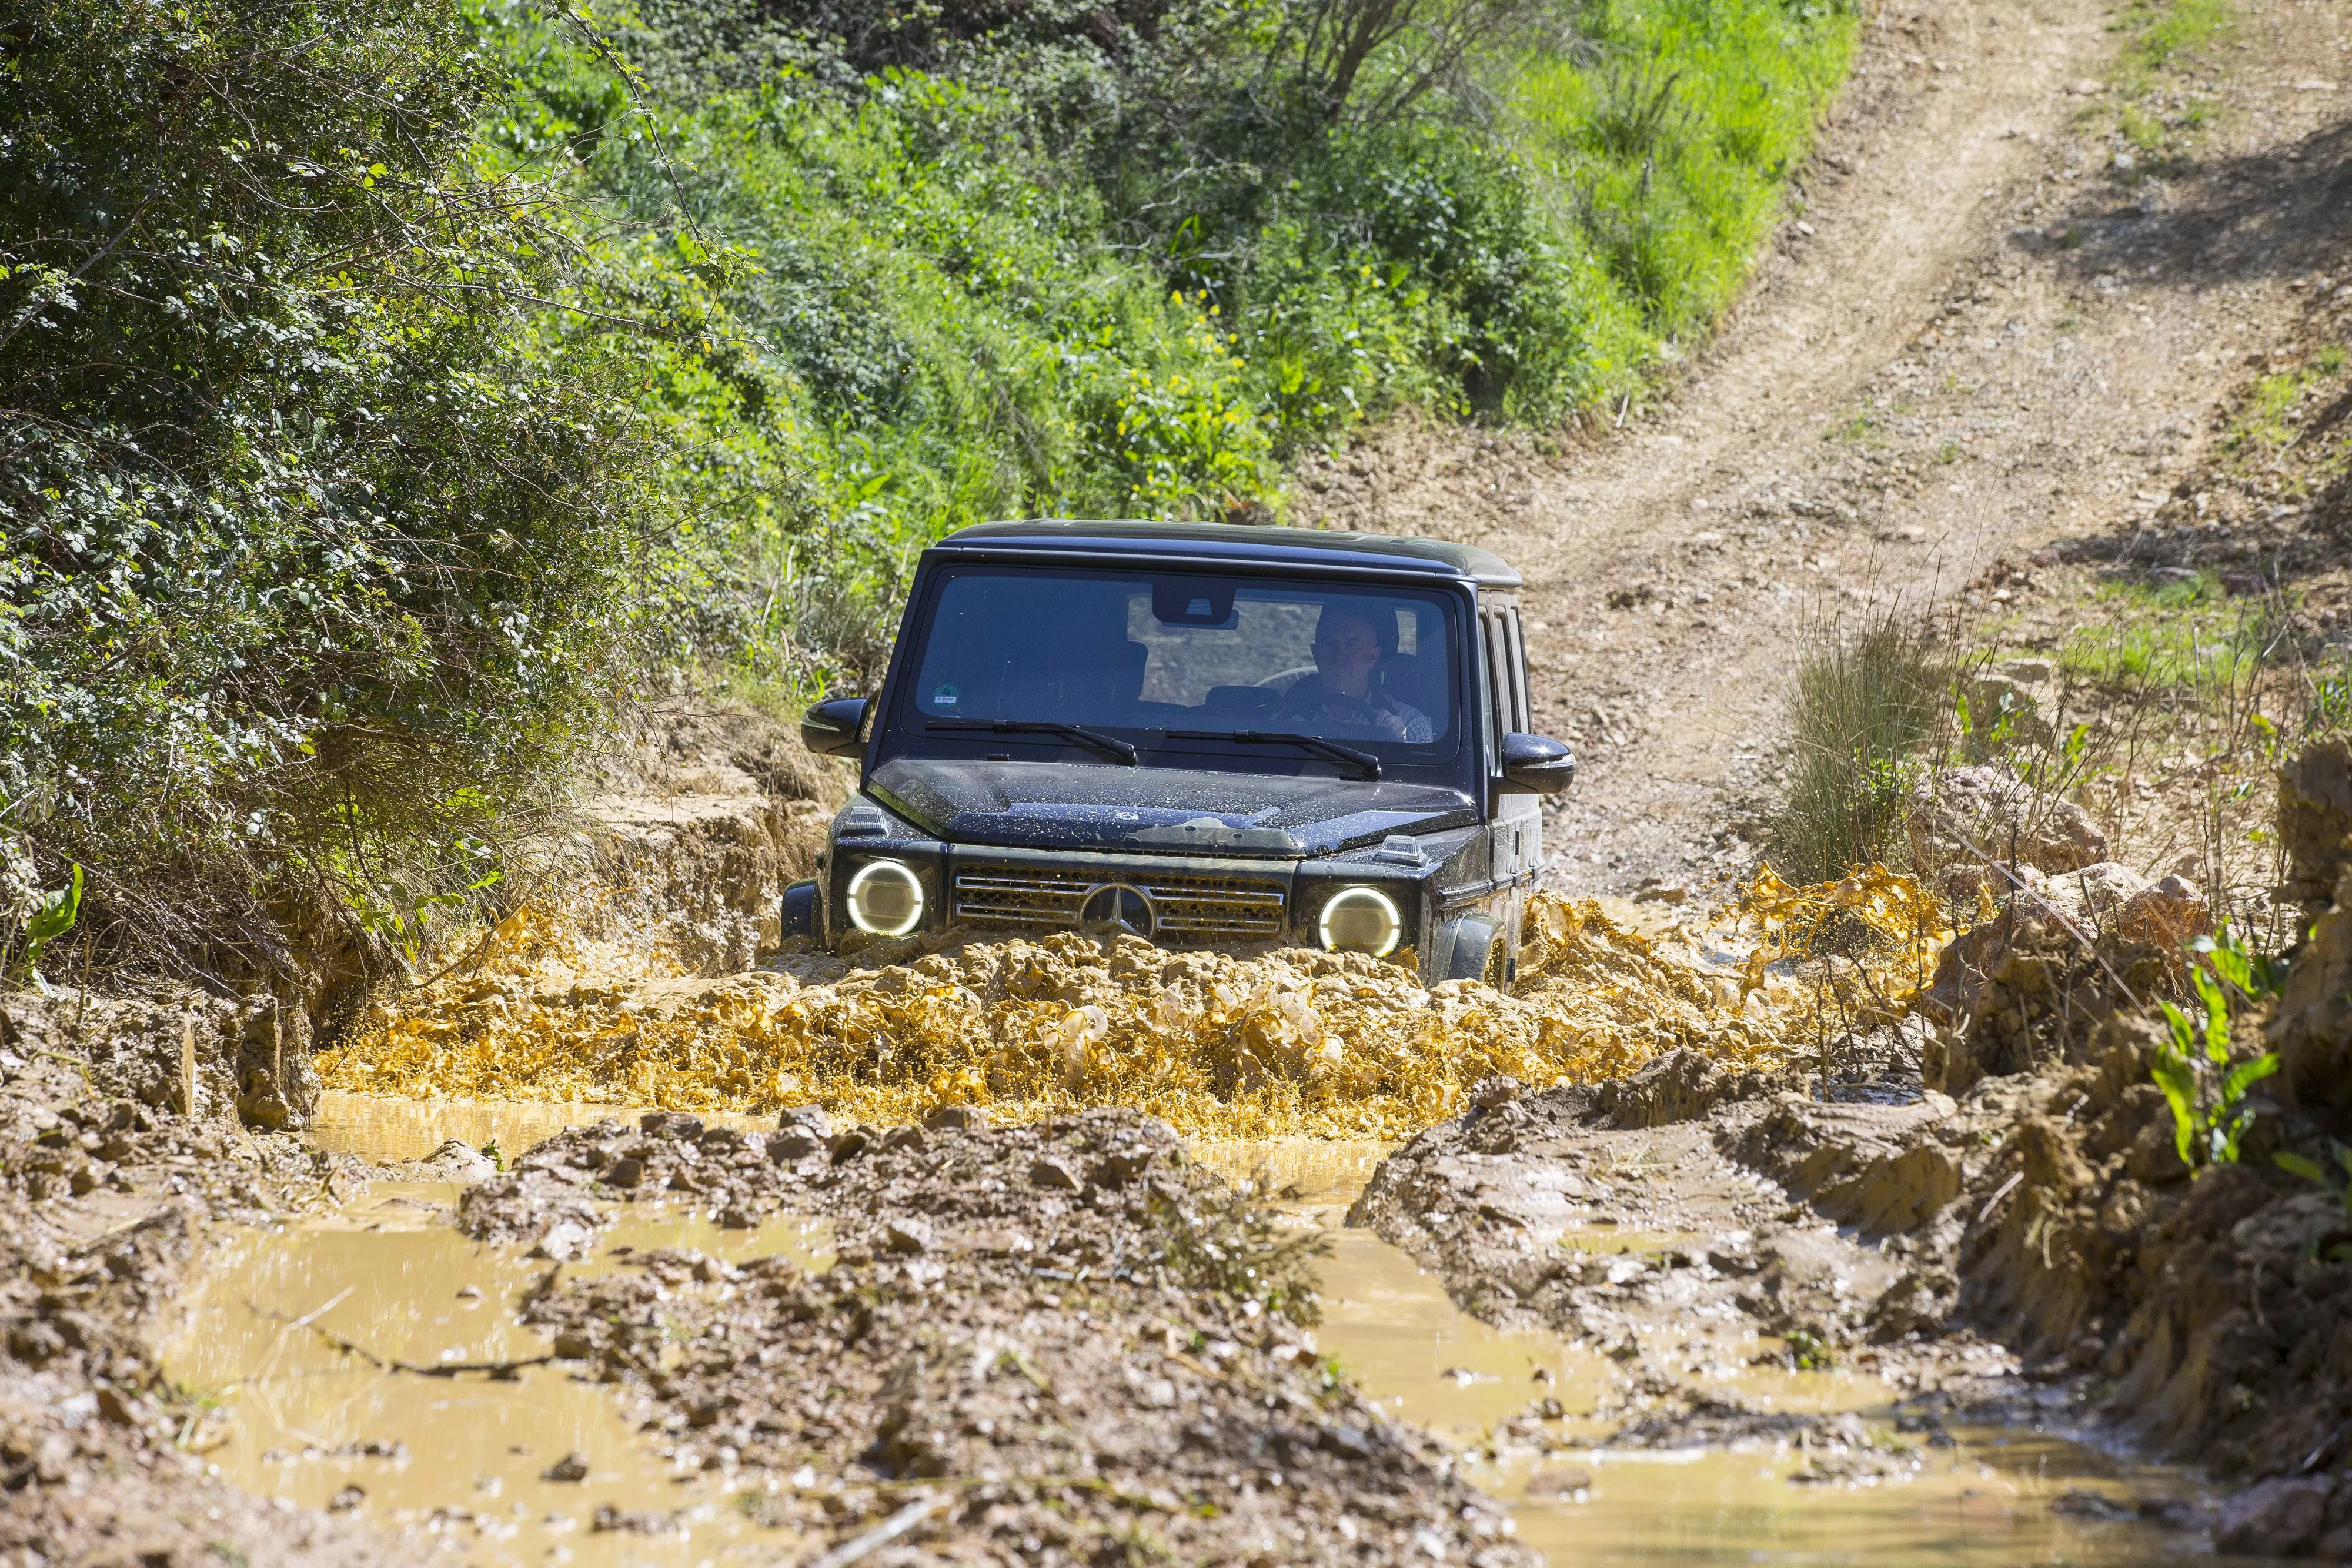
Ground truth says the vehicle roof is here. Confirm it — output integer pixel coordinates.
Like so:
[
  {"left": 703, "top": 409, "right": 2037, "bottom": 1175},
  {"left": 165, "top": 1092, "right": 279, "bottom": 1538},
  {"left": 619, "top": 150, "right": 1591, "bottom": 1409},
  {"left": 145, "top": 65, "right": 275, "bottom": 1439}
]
[{"left": 929, "top": 519, "right": 1523, "bottom": 589}]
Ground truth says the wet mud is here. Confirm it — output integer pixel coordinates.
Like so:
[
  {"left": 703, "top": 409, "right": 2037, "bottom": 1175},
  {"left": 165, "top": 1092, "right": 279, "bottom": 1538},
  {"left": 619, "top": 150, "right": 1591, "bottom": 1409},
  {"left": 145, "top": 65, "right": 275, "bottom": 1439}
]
[{"left": 318, "top": 894, "right": 1806, "bottom": 1139}]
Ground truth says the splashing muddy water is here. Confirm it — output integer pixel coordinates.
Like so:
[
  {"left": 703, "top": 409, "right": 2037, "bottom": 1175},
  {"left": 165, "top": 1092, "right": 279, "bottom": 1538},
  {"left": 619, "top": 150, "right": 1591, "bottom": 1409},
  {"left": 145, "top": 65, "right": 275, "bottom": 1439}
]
[
  {"left": 318, "top": 892, "right": 1877, "bottom": 1139},
  {"left": 163, "top": 1095, "right": 2231, "bottom": 1566}
]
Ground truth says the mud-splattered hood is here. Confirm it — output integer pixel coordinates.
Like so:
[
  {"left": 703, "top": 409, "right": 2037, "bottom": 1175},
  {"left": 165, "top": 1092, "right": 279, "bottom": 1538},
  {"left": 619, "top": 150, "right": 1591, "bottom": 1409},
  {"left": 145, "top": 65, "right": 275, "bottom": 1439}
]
[{"left": 866, "top": 757, "right": 1476, "bottom": 857}]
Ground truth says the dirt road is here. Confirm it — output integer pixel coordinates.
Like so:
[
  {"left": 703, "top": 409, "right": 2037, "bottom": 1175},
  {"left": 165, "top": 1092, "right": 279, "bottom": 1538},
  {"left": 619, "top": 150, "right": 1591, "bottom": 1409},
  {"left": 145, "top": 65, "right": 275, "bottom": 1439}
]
[{"left": 1300, "top": 0, "right": 2352, "bottom": 897}]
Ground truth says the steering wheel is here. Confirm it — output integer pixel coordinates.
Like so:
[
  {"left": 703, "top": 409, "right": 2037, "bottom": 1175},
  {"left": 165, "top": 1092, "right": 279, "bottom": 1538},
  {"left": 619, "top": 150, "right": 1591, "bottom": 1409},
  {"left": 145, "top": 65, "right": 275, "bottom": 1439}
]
[{"left": 1274, "top": 688, "right": 1384, "bottom": 728}]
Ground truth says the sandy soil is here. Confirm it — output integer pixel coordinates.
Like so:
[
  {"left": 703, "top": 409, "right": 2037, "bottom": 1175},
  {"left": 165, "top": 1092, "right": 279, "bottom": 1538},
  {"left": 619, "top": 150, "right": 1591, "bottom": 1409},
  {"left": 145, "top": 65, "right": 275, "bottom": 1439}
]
[{"left": 1296, "top": 0, "right": 2352, "bottom": 899}]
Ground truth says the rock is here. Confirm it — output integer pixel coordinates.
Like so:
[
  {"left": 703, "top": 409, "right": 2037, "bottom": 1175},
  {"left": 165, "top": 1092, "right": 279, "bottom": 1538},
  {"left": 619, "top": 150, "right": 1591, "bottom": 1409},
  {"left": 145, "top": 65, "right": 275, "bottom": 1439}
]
[
  {"left": 881, "top": 1125, "right": 928, "bottom": 1154},
  {"left": 1029, "top": 1157, "right": 1081, "bottom": 1191},
  {"left": 2038, "top": 860, "right": 2153, "bottom": 930},
  {"left": 779, "top": 1105, "right": 834, "bottom": 1139},
  {"left": 1469, "top": 1075, "right": 1525, "bottom": 1111},
  {"left": 2116, "top": 874, "right": 2209, "bottom": 951},
  {"left": 2271, "top": 745, "right": 2352, "bottom": 1125},
  {"left": 828, "top": 1128, "right": 870, "bottom": 1163},
  {"left": 1090, "top": 1151, "right": 1152, "bottom": 1188},
  {"left": 2214, "top": 1477, "right": 2329, "bottom": 1557},
  {"left": 2276, "top": 740, "right": 2352, "bottom": 915},
  {"left": 328, "top": 1484, "right": 366, "bottom": 1512},
  {"left": 542, "top": 1452, "right": 591, "bottom": 1483},
  {"left": 1910, "top": 766, "right": 2106, "bottom": 877},
  {"left": 769, "top": 1131, "right": 820, "bottom": 1162},
  {"left": 641, "top": 1112, "right": 704, "bottom": 1141},
  {"left": 884, "top": 1218, "right": 933, "bottom": 1255},
  {"left": 603, "top": 1156, "right": 646, "bottom": 1188},
  {"left": 923, "top": 1105, "right": 990, "bottom": 1132},
  {"left": 1633, "top": 880, "right": 1688, "bottom": 904}
]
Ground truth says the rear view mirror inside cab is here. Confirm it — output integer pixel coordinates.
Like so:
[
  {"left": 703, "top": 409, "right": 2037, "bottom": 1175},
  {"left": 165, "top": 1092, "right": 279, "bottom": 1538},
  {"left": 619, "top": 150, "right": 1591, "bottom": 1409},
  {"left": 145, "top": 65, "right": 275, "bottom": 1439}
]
[{"left": 1152, "top": 579, "right": 1237, "bottom": 627}]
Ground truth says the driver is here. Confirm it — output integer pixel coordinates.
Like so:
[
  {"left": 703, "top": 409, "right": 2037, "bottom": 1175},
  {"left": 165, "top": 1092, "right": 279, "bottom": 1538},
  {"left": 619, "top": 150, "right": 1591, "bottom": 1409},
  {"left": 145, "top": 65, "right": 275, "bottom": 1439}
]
[{"left": 1277, "top": 606, "right": 1432, "bottom": 742}]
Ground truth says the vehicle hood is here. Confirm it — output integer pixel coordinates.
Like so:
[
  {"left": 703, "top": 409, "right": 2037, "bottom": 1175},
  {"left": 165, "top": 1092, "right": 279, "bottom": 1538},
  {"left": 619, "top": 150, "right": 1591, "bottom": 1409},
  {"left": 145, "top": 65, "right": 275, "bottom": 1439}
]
[{"left": 866, "top": 757, "right": 1476, "bottom": 858}]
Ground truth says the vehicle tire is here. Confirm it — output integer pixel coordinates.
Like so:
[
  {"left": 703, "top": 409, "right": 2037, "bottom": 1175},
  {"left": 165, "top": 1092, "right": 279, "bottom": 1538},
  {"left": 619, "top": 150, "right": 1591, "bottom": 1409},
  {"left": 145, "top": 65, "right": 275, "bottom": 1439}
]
[
  {"left": 779, "top": 880, "right": 820, "bottom": 943},
  {"left": 1434, "top": 914, "right": 1502, "bottom": 986}
]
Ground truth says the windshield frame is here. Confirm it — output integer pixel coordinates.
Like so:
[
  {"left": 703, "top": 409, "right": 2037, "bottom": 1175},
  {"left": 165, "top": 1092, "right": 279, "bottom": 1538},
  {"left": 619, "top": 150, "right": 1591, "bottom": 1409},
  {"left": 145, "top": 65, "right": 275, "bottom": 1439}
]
[{"left": 867, "top": 559, "right": 1483, "bottom": 787}]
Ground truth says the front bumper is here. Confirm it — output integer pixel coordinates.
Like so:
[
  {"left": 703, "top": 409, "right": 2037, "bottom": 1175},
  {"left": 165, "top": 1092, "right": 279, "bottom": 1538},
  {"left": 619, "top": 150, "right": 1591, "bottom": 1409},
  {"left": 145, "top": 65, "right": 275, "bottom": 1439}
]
[{"left": 797, "top": 829, "right": 1450, "bottom": 956}]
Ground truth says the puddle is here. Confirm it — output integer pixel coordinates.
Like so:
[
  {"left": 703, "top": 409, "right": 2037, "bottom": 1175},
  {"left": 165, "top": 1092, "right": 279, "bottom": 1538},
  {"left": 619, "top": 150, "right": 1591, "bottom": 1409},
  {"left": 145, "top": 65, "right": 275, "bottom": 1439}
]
[
  {"left": 1297, "top": 1215, "right": 2241, "bottom": 1566},
  {"left": 162, "top": 1184, "right": 828, "bottom": 1566},
  {"left": 311, "top": 1089, "right": 774, "bottom": 1167},
  {"left": 241, "top": 1099, "right": 2248, "bottom": 1565}
]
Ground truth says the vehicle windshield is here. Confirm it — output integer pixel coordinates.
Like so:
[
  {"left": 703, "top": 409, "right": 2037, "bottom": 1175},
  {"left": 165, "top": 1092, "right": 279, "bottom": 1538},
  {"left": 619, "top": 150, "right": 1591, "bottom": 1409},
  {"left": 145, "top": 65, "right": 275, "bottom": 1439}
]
[{"left": 897, "top": 564, "right": 1462, "bottom": 758}]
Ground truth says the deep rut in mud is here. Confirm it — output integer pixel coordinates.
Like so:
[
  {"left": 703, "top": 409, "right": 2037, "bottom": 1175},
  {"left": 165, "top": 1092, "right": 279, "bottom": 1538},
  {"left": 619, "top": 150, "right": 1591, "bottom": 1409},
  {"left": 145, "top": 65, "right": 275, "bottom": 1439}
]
[{"left": 149, "top": 1094, "right": 2250, "bottom": 1567}]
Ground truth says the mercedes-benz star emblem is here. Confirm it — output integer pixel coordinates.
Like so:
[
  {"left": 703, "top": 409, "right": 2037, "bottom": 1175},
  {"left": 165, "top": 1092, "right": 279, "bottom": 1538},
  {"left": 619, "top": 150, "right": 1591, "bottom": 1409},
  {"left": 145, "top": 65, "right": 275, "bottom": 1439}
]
[{"left": 1079, "top": 882, "right": 1155, "bottom": 938}]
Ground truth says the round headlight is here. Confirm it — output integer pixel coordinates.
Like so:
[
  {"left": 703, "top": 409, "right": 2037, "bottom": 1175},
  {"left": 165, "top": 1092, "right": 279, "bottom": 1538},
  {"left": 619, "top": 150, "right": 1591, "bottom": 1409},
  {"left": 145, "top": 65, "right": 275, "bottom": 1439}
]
[
  {"left": 846, "top": 859, "right": 924, "bottom": 937},
  {"left": 1319, "top": 886, "right": 1402, "bottom": 957}
]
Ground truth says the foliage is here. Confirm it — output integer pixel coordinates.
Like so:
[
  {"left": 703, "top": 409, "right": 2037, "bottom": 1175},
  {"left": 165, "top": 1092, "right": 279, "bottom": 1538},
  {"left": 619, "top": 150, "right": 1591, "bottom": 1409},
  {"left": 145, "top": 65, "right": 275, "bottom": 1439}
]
[
  {"left": 1510, "top": 0, "right": 1860, "bottom": 342},
  {"left": 4, "top": 0, "right": 1861, "bottom": 978},
  {"left": 6, "top": 863, "right": 82, "bottom": 990},
  {"left": 1765, "top": 611, "right": 1947, "bottom": 884},
  {"left": 1, "top": 0, "right": 670, "bottom": 972},
  {"left": 475, "top": 0, "right": 1859, "bottom": 690},
  {"left": 2154, "top": 924, "right": 2284, "bottom": 1171}
]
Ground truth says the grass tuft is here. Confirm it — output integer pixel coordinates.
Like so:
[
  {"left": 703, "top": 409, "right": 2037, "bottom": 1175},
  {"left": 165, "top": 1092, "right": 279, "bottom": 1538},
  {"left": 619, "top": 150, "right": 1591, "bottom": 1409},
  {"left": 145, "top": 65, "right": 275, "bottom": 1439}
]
[{"left": 1765, "top": 612, "right": 1948, "bottom": 885}]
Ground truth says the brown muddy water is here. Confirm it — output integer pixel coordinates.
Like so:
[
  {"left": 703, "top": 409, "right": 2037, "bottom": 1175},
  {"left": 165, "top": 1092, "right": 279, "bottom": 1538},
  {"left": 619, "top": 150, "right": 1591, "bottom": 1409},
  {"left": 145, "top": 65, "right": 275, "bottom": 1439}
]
[{"left": 168, "top": 1094, "right": 2224, "bottom": 1566}]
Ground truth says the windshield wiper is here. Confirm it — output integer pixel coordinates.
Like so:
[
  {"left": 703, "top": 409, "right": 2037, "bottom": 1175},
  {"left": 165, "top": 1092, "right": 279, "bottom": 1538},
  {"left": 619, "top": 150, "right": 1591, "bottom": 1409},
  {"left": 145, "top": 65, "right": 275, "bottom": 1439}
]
[
  {"left": 1167, "top": 730, "right": 1380, "bottom": 781},
  {"left": 926, "top": 719, "right": 1137, "bottom": 765}
]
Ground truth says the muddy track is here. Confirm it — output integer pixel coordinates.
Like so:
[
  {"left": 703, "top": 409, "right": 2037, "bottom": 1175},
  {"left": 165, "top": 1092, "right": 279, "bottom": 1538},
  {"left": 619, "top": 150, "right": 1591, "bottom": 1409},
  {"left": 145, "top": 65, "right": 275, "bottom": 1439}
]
[{"left": 1299, "top": 0, "right": 2352, "bottom": 897}]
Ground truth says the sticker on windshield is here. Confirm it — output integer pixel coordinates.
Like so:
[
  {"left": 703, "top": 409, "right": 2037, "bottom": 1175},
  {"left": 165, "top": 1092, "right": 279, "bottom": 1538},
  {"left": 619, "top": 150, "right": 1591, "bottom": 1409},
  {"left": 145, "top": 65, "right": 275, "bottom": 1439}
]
[{"left": 931, "top": 682, "right": 960, "bottom": 708}]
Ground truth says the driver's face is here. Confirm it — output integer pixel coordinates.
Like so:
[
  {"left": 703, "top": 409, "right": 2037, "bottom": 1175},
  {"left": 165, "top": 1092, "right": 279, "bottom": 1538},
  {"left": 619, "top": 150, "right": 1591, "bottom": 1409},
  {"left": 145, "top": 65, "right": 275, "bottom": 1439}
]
[{"left": 1312, "top": 614, "right": 1382, "bottom": 696}]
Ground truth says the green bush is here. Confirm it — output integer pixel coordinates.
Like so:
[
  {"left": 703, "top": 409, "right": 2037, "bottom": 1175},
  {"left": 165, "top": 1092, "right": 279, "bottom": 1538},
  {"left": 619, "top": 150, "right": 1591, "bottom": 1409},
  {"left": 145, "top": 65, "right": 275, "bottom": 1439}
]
[
  {"left": 471, "top": 0, "right": 1857, "bottom": 690},
  {"left": 1, "top": 0, "right": 667, "bottom": 966}
]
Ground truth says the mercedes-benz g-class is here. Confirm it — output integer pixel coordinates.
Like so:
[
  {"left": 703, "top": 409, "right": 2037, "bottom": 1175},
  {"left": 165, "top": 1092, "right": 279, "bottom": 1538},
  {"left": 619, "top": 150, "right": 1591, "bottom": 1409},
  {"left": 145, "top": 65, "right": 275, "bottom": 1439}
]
[{"left": 780, "top": 520, "right": 1573, "bottom": 988}]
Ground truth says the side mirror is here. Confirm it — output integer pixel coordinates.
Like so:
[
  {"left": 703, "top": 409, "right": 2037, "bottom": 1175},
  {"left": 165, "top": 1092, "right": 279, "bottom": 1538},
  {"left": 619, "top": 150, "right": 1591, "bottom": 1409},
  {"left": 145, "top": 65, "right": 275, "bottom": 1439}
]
[
  {"left": 800, "top": 696, "right": 870, "bottom": 758},
  {"left": 1499, "top": 733, "right": 1576, "bottom": 795}
]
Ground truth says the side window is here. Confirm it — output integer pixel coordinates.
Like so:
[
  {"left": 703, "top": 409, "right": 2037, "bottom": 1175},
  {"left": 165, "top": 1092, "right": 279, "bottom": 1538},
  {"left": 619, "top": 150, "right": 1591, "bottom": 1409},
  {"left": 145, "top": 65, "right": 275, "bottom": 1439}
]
[
  {"left": 1503, "top": 606, "right": 1531, "bottom": 733},
  {"left": 1481, "top": 607, "right": 1511, "bottom": 771}
]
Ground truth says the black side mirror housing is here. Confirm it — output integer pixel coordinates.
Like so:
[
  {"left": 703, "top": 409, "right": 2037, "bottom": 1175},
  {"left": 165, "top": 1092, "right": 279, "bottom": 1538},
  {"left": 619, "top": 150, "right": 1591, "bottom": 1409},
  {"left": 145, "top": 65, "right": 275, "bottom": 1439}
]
[
  {"left": 800, "top": 696, "right": 870, "bottom": 759},
  {"left": 1499, "top": 732, "right": 1576, "bottom": 794}
]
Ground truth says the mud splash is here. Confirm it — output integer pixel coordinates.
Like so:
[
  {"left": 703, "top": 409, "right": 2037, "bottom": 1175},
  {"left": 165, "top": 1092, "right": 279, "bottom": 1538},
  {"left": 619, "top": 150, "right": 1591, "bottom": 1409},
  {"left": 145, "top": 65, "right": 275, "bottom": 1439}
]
[{"left": 319, "top": 887, "right": 1932, "bottom": 1140}]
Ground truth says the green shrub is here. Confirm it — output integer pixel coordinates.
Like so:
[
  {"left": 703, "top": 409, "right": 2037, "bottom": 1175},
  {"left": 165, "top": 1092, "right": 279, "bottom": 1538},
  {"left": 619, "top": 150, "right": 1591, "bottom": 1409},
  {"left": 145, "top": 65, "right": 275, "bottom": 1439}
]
[{"left": 1, "top": 0, "right": 667, "bottom": 967}]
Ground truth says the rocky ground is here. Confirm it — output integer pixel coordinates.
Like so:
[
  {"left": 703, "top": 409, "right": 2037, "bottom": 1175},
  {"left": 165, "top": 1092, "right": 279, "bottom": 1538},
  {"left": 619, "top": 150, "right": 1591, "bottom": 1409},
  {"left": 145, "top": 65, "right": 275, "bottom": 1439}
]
[
  {"left": 0, "top": 1007, "right": 405, "bottom": 1567},
  {"left": 1351, "top": 742, "right": 2352, "bottom": 1559},
  {"left": 463, "top": 1108, "right": 1531, "bottom": 1565}
]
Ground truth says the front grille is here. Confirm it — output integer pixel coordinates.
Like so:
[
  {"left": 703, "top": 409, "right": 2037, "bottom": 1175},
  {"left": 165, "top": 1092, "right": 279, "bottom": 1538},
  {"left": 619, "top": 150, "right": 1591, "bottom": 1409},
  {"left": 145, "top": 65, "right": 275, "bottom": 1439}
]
[{"left": 953, "top": 866, "right": 1287, "bottom": 941}]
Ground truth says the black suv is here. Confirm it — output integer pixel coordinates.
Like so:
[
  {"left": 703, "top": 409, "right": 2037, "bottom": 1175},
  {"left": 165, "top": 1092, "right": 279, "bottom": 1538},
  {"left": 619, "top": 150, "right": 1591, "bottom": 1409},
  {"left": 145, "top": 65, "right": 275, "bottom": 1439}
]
[{"left": 781, "top": 520, "right": 1573, "bottom": 988}]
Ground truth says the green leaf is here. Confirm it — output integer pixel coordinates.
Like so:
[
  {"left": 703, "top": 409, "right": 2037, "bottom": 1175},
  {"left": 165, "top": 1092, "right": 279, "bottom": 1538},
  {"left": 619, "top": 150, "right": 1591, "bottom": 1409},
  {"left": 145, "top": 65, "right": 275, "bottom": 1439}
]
[
  {"left": 25, "top": 864, "right": 82, "bottom": 945},
  {"left": 2221, "top": 1051, "right": 2280, "bottom": 1103},
  {"left": 2276, "top": 1151, "right": 2330, "bottom": 1183}
]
